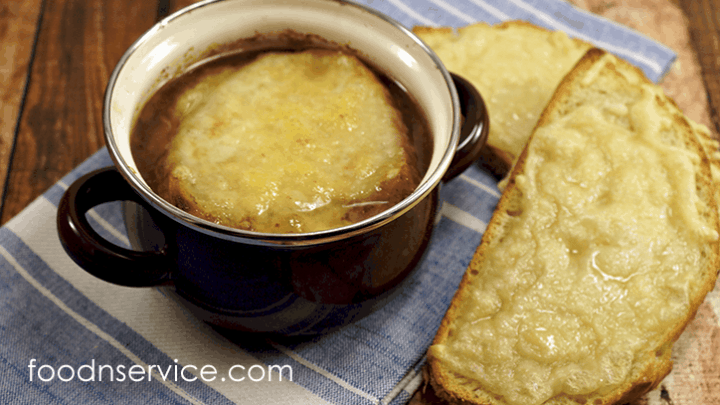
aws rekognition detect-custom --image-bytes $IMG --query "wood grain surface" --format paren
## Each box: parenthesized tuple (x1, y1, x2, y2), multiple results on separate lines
(0, 0, 42, 220)
(0, 0, 161, 224)
(679, 0, 720, 136)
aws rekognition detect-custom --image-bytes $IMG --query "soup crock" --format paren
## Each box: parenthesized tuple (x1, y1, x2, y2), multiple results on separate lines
(56, 0, 489, 335)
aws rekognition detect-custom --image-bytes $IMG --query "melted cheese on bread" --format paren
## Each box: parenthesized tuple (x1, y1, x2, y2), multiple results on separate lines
(164, 49, 417, 233)
(428, 52, 719, 405)
(415, 21, 592, 167)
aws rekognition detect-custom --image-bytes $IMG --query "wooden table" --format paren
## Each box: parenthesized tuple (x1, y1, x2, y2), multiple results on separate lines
(1, 0, 719, 403)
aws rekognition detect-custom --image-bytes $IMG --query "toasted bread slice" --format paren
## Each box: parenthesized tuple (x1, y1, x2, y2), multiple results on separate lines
(427, 48, 720, 405)
(414, 21, 592, 175)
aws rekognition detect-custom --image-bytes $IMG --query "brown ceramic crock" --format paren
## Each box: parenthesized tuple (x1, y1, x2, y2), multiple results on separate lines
(56, 0, 489, 335)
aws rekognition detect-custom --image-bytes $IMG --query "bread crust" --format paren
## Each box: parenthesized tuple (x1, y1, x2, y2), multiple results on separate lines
(428, 48, 720, 405)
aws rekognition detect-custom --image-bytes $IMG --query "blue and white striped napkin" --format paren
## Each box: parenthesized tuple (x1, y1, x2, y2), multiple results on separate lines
(0, 1, 675, 404)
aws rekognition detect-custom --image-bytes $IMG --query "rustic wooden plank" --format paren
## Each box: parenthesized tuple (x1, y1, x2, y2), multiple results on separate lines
(0, 0, 158, 224)
(0, 0, 43, 219)
(679, 0, 720, 136)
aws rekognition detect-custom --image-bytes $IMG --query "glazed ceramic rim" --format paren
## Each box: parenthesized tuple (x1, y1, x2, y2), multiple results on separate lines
(103, 0, 461, 246)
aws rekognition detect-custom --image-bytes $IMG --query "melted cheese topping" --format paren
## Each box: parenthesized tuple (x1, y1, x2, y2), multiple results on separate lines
(165, 50, 415, 233)
(430, 72, 717, 405)
(416, 23, 592, 163)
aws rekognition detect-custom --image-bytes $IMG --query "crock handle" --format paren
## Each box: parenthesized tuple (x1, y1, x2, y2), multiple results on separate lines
(57, 167, 172, 287)
(443, 73, 490, 182)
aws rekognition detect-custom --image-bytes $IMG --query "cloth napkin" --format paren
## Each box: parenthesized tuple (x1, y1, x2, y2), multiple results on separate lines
(0, 1, 676, 404)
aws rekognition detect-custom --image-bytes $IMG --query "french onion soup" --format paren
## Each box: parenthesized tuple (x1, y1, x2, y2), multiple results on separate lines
(130, 42, 431, 234)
